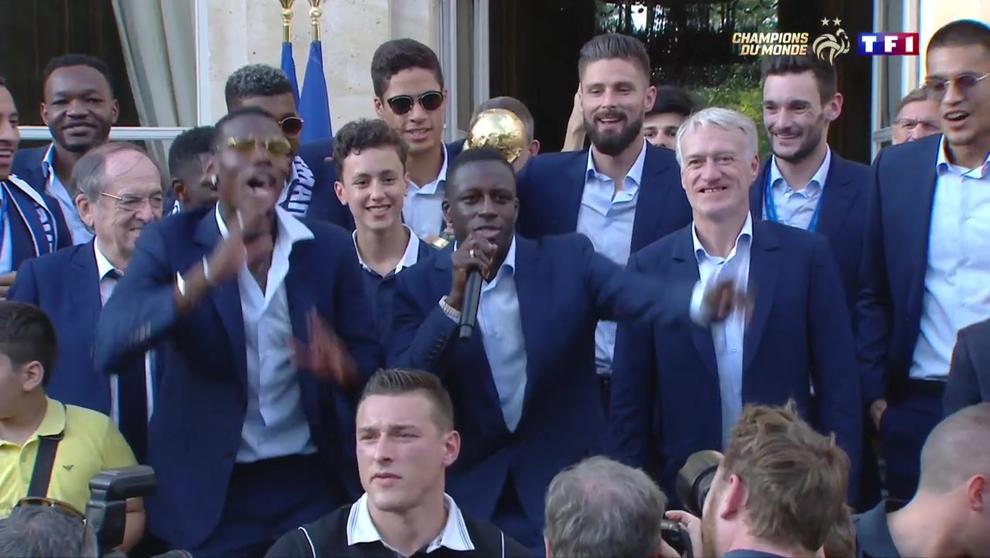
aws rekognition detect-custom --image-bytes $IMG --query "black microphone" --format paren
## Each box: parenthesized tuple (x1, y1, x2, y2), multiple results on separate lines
(458, 270, 483, 339)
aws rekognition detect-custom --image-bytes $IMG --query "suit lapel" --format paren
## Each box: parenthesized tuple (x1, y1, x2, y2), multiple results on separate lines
(907, 137, 940, 289)
(749, 160, 771, 219)
(743, 222, 780, 374)
(815, 155, 859, 237)
(561, 152, 589, 232)
(72, 243, 103, 372)
(631, 146, 678, 251)
(672, 229, 718, 378)
(193, 211, 247, 385)
(513, 237, 550, 409)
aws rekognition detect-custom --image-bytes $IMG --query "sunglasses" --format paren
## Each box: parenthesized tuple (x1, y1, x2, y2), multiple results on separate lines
(386, 91, 444, 115)
(922, 72, 990, 100)
(225, 136, 293, 157)
(278, 116, 304, 136)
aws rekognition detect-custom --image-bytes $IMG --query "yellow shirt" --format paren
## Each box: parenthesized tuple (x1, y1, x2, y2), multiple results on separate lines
(0, 397, 137, 517)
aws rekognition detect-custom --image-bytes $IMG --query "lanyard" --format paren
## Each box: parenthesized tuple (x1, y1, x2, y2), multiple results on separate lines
(763, 170, 824, 232)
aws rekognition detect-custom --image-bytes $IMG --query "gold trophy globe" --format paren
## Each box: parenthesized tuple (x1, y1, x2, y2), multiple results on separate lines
(464, 108, 527, 164)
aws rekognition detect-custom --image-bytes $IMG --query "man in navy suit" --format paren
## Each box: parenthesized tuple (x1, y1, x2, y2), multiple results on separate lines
(11, 54, 118, 245)
(515, 34, 692, 401)
(224, 64, 342, 225)
(751, 55, 868, 315)
(858, 19, 990, 501)
(94, 107, 379, 557)
(944, 318, 990, 415)
(387, 148, 735, 551)
(0, 76, 70, 297)
(9, 143, 163, 462)
(299, 39, 465, 239)
(609, 107, 862, 505)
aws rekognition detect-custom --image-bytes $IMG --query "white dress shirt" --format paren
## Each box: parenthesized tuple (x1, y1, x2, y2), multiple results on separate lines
(692, 214, 753, 446)
(910, 137, 990, 381)
(346, 493, 475, 552)
(577, 141, 647, 376)
(42, 144, 92, 244)
(215, 204, 318, 462)
(765, 148, 831, 231)
(404, 144, 449, 240)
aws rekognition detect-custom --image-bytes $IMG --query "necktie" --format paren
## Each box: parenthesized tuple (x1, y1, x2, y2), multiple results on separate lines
(107, 269, 149, 461)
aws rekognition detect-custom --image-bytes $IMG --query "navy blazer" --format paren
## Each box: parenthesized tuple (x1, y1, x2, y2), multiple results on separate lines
(93, 206, 380, 549)
(857, 134, 943, 404)
(299, 139, 466, 232)
(9, 242, 109, 411)
(1, 177, 71, 270)
(944, 318, 990, 416)
(610, 220, 862, 504)
(750, 153, 869, 314)
(386, 233, 694, 528)
(515, 143, 692, 252)
(11, 145, 47, 194)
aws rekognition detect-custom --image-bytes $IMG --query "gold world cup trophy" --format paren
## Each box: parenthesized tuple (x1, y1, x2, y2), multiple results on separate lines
(464, 108, 527, 166)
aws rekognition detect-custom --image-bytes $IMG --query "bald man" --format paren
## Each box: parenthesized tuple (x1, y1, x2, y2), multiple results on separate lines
(853, 403, 990, 557)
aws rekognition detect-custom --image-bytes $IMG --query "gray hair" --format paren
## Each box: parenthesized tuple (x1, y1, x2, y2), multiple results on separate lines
(71, 141, 158, 202)
(675, 106, 759, 167)
(224, 64, 295, 110)
(0, 505, 98, 558)
(544, 456, 667, 558)
(71, 142, 157, 201)
(895, 87, 931, 117)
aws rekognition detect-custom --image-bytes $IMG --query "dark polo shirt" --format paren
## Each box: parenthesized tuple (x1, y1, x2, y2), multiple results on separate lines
(853, 499, 906, 558)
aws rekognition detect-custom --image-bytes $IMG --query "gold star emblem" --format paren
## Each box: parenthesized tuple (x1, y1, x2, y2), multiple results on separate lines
(833, 17, 842, 27)
(821, 18, 830, 26)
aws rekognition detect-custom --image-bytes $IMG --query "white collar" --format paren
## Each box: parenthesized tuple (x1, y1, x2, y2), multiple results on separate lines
(41, 143, 56, 180)
(936, 134, 990, 176)
(352, 225, 421, 275)
(93, 240, 121, 281)
(770, 146, 832, 192)
(586, 139, 648, 186)
(484, 235, 517, 292)
(214, 203, 314, 245)
(346, 493, 475, 553)
(692, 212, 753, 261)
(409, 144, 449, 194)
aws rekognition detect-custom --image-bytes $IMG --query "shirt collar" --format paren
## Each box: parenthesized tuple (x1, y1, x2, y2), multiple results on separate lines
(214, 203, 315, 245)
(769, 146, 831, 193)
(352, 226, 421, 276)
(93, 240, 122, 281)
(484, 235, 517, 292)
(692, 212, 753, 262)
(346, 493, 475, 553)
(35, 397, 66, 438)
(409, 144, 450, 194)
(854, 498, 905, 558)
(41, 143, 57, 180)
(586, 140, 648, 188)
(936, 134, 990, 178)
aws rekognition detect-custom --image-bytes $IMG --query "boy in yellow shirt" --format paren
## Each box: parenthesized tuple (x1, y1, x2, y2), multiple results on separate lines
(0, 301, 145, 551)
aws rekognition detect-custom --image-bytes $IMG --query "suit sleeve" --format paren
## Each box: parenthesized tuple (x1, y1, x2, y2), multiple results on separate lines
(609, 252, 660, 473)
(808, 235, 863, 505)
(856, 150, 891, 405)
(331, 238, 381, 378)
(386, 272, 459, 376)
(944, 327, 981, 416)
(94, 222, 180, 375)
(8, 257, 40, 304)
(580, 237, 694, 326)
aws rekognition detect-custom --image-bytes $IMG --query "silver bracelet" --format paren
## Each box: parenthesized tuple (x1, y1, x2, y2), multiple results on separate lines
(439, 296, 461, 322)
(202, 256, 214, 286)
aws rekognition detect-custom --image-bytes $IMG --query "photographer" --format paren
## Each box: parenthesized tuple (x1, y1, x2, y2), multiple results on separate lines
(667, 404, 849, 558)
(0, 502, 98, 557)
(853, 403, 990, 558)
(544, 456, 679, 558)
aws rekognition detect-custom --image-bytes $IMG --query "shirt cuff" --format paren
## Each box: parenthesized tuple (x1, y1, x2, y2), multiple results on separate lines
(689, 280, 711, 327)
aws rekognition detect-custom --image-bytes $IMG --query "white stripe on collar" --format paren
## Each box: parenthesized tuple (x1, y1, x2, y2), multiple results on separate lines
(346, 493, 475, 552)
(352, 226, 420, 275)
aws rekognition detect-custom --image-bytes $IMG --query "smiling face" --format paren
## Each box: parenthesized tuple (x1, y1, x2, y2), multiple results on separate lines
(375, 68, 446, 158)
(42, 65, 118, 154)
(335, 145, 407, 234)
(643, 111, 686, 149)
(0, 87, 19, 180)
(356, 392, 459, 514)
(443, 158, 518, 251)
(580, 58, 656, 156)
(762, 70, 839, 163)
(680, 123, 759, 224)
(926, 44, 990, 152)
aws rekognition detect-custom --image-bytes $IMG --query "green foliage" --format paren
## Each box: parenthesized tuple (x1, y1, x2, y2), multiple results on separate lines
(693, 64, 771, 160)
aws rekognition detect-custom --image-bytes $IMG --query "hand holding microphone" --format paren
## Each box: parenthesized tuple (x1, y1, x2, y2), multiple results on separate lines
(446, 233, 498, 339)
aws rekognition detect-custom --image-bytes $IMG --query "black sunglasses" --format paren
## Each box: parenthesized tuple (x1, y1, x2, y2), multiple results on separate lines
(278, 116, 304, 136)
(386, 91, 444, 115)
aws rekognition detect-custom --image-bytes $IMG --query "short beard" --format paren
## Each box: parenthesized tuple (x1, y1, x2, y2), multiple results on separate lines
(771, 115, 827, 164)
(585, 115, 644, 156)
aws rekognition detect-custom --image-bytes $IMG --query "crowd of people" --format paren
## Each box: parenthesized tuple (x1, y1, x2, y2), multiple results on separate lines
(0, 14, 989, 558)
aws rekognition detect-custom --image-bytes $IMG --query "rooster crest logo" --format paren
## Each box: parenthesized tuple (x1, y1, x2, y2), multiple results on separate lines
(813, 18, 850, 65)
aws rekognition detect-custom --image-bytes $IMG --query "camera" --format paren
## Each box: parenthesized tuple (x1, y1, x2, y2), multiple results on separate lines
(86, 466, 156, 558)
(661, 519, 693, 558)
(676, 450, 723, 517)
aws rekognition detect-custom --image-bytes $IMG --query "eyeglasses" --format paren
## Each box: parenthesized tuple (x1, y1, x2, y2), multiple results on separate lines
(386, 91, 444, 115)
(100, 191, 166, 213)
(15, 497, 88, 554)
(922, 72, 990, 100)
(893, 118, 940, 133)
(225, 136, 293, 157)
(278, 116, 304, 136)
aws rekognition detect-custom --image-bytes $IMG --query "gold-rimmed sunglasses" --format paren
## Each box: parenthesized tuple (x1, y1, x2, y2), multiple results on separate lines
(224, 136, 293, 157)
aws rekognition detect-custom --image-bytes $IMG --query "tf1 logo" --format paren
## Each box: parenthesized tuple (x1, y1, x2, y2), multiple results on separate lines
(858, 33, 920, 55)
